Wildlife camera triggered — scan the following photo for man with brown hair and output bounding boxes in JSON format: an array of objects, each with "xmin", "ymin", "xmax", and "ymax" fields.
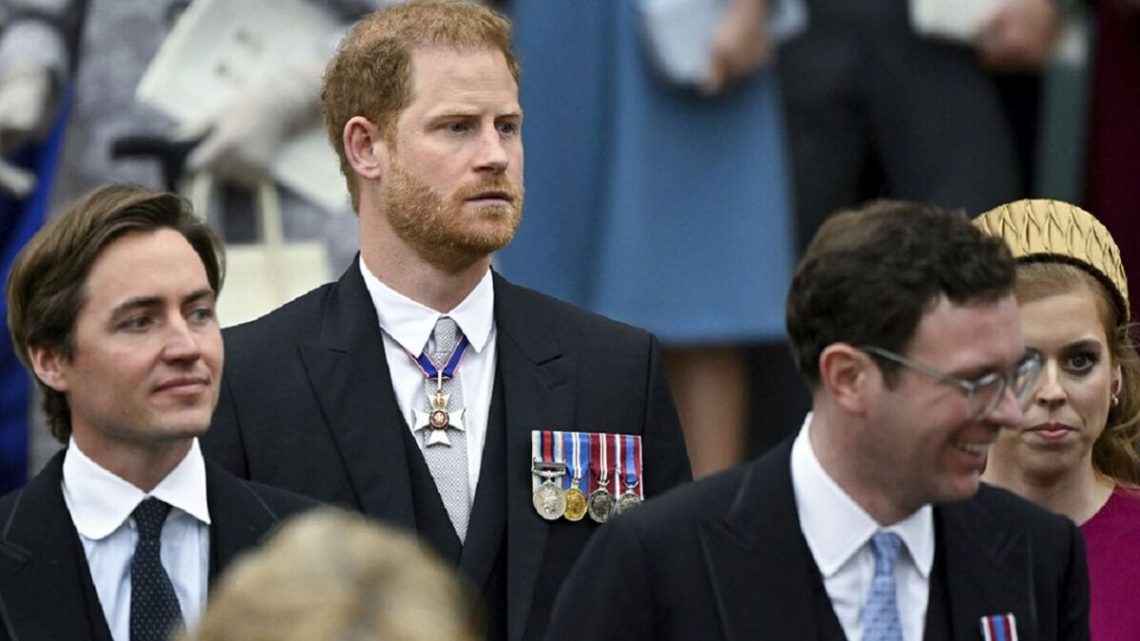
[
  {"xmin": 0, "ymin": 184, "xmax": 313, "ymax": 641},
  {"xmin": 202, "ymin": 2, "xmax": 691, "ymax": 640},
  {"xmin": 547, "ymin": 201, "xmax": 1088, "ymax": 641}
]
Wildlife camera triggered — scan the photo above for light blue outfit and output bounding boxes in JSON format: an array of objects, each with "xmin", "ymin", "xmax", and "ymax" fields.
[{"xmin": 498, "ymin": 0, "xmax": 795, "ymax": 344}]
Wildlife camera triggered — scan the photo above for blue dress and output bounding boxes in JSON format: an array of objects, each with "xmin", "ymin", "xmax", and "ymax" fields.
[{"xmin": 497, "ymin": 0, "xmax": 795, "ymax": 344}]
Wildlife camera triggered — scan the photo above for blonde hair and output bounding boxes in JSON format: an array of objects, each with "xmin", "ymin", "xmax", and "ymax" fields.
[{"xmin": 182, "ymin": 509, "xmax": 479, "ymax": 641}]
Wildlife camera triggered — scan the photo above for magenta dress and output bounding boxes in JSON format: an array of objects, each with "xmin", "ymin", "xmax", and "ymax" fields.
[{"xmin": 1081, "ymin": 486, "xmax": 1140, "ymax": 640}]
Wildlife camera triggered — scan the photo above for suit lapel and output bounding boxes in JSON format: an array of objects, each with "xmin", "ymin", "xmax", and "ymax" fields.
[
  {"xmin": 0, "ymin": 453, "xmax": 113, "ymax": 641},
  {"xmin": 935, "ymin": 492, "xmax": 1035, "ymax": 641},
  {"xmin": 493, "ymin": 274, "xmax": 577, "ymax": 641},
  {"xmin": 698, "ymin": 442, "xmax": 838, "ymax": 641},
  {"xmin": 205, "ymin": 462, "xmax": 290, "ymax": 581},
  {"xmin": 458, "ymin": 365, "xmax": 507, "ymax": 589},
  {"xmin": 298, "ymin": 263, "xmax": 417, "ymax": 526}
]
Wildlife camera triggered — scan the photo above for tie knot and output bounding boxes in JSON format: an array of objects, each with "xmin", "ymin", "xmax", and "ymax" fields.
[
  {"xmin": 132, "ymin": 498, "xmax": 173, "ymax": 540},
  {"xmin": 431, "ymin": 316, "xmax": 461, "ymax": 357},
  {"xmin": 870, "ymin": 531, "xmax": 903, "ymax": 573}
]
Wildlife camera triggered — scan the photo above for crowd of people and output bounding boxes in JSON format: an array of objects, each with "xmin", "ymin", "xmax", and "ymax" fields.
[{"xmin": 1, "ymin": 1, "xmax": 1138, "ymax": 640}]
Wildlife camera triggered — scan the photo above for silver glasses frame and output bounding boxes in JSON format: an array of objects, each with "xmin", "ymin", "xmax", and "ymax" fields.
[{"xmin": 860, "ymin": 345, "xmax": 1044, "ymax": 420}]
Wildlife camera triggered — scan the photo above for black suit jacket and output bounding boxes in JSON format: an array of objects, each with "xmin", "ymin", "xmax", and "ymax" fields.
[
  {"xmin": 202, "ymin": 263, "xmax": 692, "ymax": 641},
  {"xmin": 0, "ymin": 449, "xmax": 315, "ymax": 641},
  {"xmin": 546, "ymin": 439, "xmax": 1089, "ymax": 641}
]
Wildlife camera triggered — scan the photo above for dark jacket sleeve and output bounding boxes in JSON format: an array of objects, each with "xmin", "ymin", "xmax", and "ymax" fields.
[
  {"xmin": 205, "ymin": 370, "xmax": 250, "ymax": 478},
  {"xmin": 544, "ymin": 516, "xmax": 658, "ymax": 641}
]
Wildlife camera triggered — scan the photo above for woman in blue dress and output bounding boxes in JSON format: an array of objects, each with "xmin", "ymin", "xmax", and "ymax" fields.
[{"xmin": 498, "ymin": 0, "xmax": 796, "ymax": 475}]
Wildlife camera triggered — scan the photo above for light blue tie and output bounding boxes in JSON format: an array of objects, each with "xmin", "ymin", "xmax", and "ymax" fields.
[{"xmin": 863, "ymin": 531, "xmax": 904, "ymax": 641}]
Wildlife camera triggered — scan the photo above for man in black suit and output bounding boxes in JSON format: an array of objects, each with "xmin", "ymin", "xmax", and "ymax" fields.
[
  {"xmin": 200, "ymin": 3, "xmax": 692, "ymax": 641},
  {"xmin": 547, "ymin": 201, "xmax": 1089, "ymax": 641},
  {"xmin": 0, "ymin": 184, "xmax": 313, "ymax": 641}
]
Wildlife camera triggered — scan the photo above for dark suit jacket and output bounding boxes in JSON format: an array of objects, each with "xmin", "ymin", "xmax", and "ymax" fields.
[
  {"xmin": 0, "ymin": 450, "xmax": 315, "ymax": 641},
  {"xmin": 202, "ymin": 263, "xmax": 692, "ymax": 641},
  {"xmin": 546, "ymin": 439, "xmax": 1089, "ymax": 641}
]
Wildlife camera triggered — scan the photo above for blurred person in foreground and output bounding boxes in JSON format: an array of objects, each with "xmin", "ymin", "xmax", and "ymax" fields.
[
  {"xmin": 0, "ymin": 184, "xmax": 313, "ymax": 641},
  {"xmin": 182, "ymin": 508, "xmax": 478, "ymax": 641},
  {"xmin": 201, "ymin": 3, "xmax": 692, "ymax": 641},
  {"xmin": 546, "ymin": 201, "xmax": 1089, "ymax": 641},
  {"xmin": 977, "ymin": 199, "xmax": 1140, "ymax": 641}
]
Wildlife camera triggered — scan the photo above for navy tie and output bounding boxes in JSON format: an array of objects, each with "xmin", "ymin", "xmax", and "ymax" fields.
[
  {"xmin": 863, "ymin": 531, "xmax": 904, "ymax": 641},
  {"xmin": 130, "ymin": 498, "xmax": 183, "ymax": 641}
]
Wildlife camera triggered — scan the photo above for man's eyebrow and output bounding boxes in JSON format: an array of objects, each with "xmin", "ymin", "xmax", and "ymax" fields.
[
  {"xmin": 109, "ymin": 296, "xmax": 162, "ymax": 318},
  {"xmin": 183, "ymin": 288, "xmax": 215, "ymax": 305},
  {"xmin": 108, "ymin": 288, "xmax": 215, "ymax": 317},
  {"xmin": 427, "ymin": 106, "xmax": 523, "ymax": 120}
]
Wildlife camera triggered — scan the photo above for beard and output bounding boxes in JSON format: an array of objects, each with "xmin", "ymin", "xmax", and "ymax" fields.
[{"xmin": 384, "ymin": 161, "xmax": 524, "ymax": 273}]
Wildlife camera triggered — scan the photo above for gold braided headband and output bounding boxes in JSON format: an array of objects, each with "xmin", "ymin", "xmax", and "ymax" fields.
[{"xmin": 974, "ymin": 199, "xmax": 1130, "ymax": 321}]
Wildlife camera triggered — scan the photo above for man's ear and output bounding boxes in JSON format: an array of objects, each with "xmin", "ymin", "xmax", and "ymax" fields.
[
  {"xmin": 28, "ymin": 344, "xmax": 69, "ymax": 393},
  {"xmin": 343, "ymin": 116, "xmax": 388, "ymax": 183},
  {"xmin": 818, "ymin": 343, "xmax": 874, "ymax": 415}
]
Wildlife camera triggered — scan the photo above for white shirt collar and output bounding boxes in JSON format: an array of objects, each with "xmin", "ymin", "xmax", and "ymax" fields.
[
  {"xmin": 359, "ymin": 256, "xmax": 495, "ymax": 356},
  {"xmin": 791, "ymin": 414, "xmax": 934, "ymax": 579},
  {"xmin": 62, "ymin": 438, "xmax": 212, "ymax": 540}
]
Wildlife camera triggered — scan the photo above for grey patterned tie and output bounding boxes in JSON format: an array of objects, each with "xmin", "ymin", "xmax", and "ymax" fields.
[
  {"xmin": 130, "ymin": 497, "xmax": 183, "ymax": 641},
  {"xmin": 420, "ymin": 316, "xmax": 471, "ymax": 542}
]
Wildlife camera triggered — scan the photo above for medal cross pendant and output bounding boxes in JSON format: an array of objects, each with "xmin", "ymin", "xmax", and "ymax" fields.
[{"xmin": 413, "ymin": 373, "xmax": 466, "ymax": 447}]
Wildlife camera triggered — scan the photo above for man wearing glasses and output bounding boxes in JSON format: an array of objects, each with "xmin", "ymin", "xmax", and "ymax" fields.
[{"xmin": 546, "ymin": 201, "xmax": 1089, "ymax": 641}]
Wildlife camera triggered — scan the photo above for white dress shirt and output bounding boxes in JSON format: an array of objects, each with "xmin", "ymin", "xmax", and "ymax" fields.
[
  {"xmin": 61, "ymin": 438, "xmax": 212, "ymax": 641},
  {"xmin": 360, "ymin": 257, "xmax": 497, "ymax": 500},
  {"xmin": 791, "ymin": 415, "xmax": 934, "ymax": 641}
]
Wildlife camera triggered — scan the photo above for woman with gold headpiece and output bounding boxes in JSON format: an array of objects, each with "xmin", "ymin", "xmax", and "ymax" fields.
[{"xmin": 975, "ymin": 199, "xmax": 1140, "ymax": 641}]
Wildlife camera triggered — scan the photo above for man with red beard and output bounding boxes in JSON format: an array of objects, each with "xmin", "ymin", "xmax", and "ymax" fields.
[{"xmin": 201, "ymin": 3, "xmax": 692, "ymax": 641}]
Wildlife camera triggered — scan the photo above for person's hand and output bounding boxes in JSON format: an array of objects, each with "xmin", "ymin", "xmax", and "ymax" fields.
[
  {"xmin": 703, "ymin": 0, "xmax": 772, "ymax": 95},
  {"xmin": 186, "ymin": 59, "xmax": 323, "ymax": 187},
  {"xmin": 978, "ymin": 0, "xmax": 1063, "ymax": 71},
  {"xmin": 0, "ymin": 65, "xmax": 54, "ymax": 155}
]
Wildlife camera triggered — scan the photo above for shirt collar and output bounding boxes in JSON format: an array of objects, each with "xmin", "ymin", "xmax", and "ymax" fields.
[
  {"xmin": 359, "ymin": 256, "xmax": 495, "ymax": 356},
  {"xmin": 791, "ymin": 414, "xmax": 934, "ymax": 579},
  {"xmin": 62, "ymin": 438, "xmax": 212, "ymax": 540}
]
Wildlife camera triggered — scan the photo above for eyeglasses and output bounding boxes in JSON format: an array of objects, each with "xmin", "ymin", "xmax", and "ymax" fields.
[{"xmin": 860, "ymin": 345, "xmax": 1044, "ymax": 421}]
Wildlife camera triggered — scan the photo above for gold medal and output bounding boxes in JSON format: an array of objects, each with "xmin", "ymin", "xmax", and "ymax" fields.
[
  {"xmin": 533, "ymin": 480, "xmax": 567, "ymax": 520},
  {"xmin": 564, "ymin": 486, "xmax": 588, "ymax": 521}
]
